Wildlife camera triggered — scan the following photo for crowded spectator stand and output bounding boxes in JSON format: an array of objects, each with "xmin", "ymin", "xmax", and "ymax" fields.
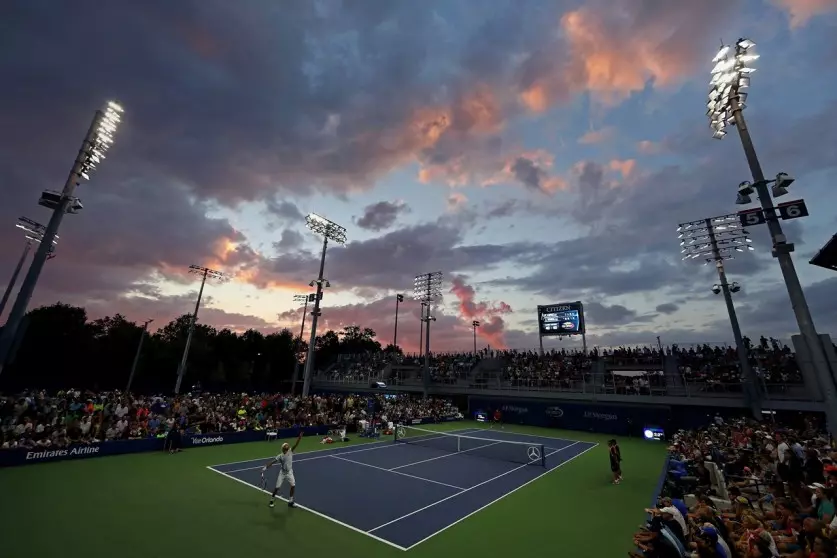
[
  {"xmin": 0, "ymin": 390, "xmax": 462, "ymax": 464},
  {"xmin": 635, "ymin": 414, "xmax": 837, "ymax": 558}
]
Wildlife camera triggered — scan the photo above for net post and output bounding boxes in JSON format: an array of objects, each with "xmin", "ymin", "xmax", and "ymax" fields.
[
  {"xmin": 394, "ymin": 424, "xmax": 399, "ymax": 443},
  {"xmin": 540, "ymin": 444, "xmax": 546, "ymax": 468}
]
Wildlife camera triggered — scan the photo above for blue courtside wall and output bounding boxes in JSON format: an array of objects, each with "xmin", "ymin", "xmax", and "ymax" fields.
[
  {"xmin": 0, "ymin": 417, "xmax": 460, "ymax": 468},
  {"xmin": 468, "ymin": 397, "xmax": 753, "ymax": 435}
]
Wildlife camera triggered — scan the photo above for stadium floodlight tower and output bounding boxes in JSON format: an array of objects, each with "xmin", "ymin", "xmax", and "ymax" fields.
[
  {"xmin": 126, "ymin": 319, "xmax": 154, "ymax": 393},
  {"xmin": 708, "ymin": 38, "xmax": 837, "ymax": 433},
  {"xmin": 0, "ymin": 101, "xmax": 123, "ymax": 377},
  {"xmin": 472, "ymin": 320, "xmax": 480, "ymax": 354},
  {"xmin": 291, "ymin": 293, "xmax": 314, "ymax": 394},
  {"xmin": 391, "ymin": 293, "xmax": 405, "ymax": 350},
  {"xmin": 174, "ymin": 265, "xmax": 227, "ymax": 394},
  {"xmin": 0, "ymin": 218, "xmax": 57, "ymax": 320},
  {"xmin": 678, "ymin": 214, "xmax": 760, "ymax": 417},
  {"xmin": 413, "ymin": 271, "xmax": 443, "ymax": 396},
  {"xmin": 301, "ymin": 213, "xmax": 347, "ymax": 397}
]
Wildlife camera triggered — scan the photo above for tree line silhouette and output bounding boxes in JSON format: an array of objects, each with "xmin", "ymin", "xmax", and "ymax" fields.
[{"xmin": 0, "ymin": 303, "xmax": 391, "ymax": 393}]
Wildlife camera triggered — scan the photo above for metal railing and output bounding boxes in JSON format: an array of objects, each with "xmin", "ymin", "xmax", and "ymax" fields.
[{"xmin": 314, "ymin": 371, "xmax": 811, "ymax": 400}]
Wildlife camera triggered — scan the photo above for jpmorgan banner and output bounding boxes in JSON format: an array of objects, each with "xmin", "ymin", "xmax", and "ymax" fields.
[{"xmin": 470, "ymin": 398, "xmax": 672, "ymax": 435}]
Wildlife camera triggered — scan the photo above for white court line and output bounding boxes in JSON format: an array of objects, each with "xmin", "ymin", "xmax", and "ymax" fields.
[
  {"xmin": 329, "ymin": 455, "xmax": 466, "ymax": 491},
  {"xmin": 389, "ymin": 441, "xmax": 503, "ymax": 470},
  {"xmin": 210, "ymin": 427, "xmax": 482, "ymax": 471},
  {"xmin": 205, "ymin": 465, "xmax": 408, "ymax": 552},
  {"xmin": 218, "ymin": 428, "xmax": 483, "ymax": 473},
  {"xmin": 404, "ymin": 442, "xmax": 598, "ymax": 550},
  {"xmin": 368, "ymin": 441, "xmax": 584, "ymax": 534}
]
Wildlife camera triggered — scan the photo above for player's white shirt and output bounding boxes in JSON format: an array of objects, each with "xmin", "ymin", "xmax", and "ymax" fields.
[
  {"xmin": 276, "ymin": 449, "xmax": 294, "ymax": 473},
  {"xmin": 274, "ymin": 449, "xmax": 296, "ymax": 488}
]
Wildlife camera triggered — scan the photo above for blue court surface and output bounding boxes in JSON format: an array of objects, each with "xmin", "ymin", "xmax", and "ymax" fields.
[{"xmin": 208, "ymin": 427, "xmax": 597, "ymax": 551}]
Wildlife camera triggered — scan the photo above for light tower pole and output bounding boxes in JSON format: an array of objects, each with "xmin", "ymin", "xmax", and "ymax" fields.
[
  {"xmin": 301, "ymin": 213, "xmax": 347, "ymax": 397},
  {"xmin": 0, "ymin": 101, "xmax": 123, "ymax": 376},
  {"xmin": 291, "ymin": 293, "xmax": 313, "ymax": 394},
  {"xmin": 126, "ymin": 319, "xmax": 153, "ymax": 393},
  {"xmin": 708, "ymin": 38, "xmax": 837, "ymax": 433},
  {"xmin": 472, "ymin": 320, "xmax": 480, "ymax": 354},
  {"xmin": 413, "ymin": 271, "xmax": 443, "ymax": 396},
  {"xmin": 0, "ymin": 218, "xmax": 57, "ymax": 321},
  {"xmin": 678, "ymin": 214, "xmax": 759, "ymax": 416},
  {"xmin": 174, "ymin": 265, "xmax": 226, "ymax": 394},
  {"xmin": 393, "ymin": 293, "xmax": 404, "ymax": 349}
]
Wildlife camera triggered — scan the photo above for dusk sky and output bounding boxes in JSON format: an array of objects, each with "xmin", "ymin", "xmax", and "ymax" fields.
[{"xmin": 1, "ymin": 0, "xmax": 836, "ymax": 353}]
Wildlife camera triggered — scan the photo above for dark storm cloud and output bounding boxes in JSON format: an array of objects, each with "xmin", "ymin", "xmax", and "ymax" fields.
[
  {"xmin": 355, "ymin": 201, "xmax": 409, "ymax": 232},
  {"xmin": 585, "ymin": 302, "xmax": 654, "ymax": 326},
  {"xmin": 655, "ymin": 303, "xmax": 679, "ymax": 314},
  {"xmin": 510, "ymin": 157, "xmax": 549, "ymax": 193},
  {"xmin": 732, "ymin": 277, "xmax": 837, "ymax": 338},
  {"xmin": 274, "ymin": 230, "xmax": 304, "ymax": 252},
  {"xmin": 253, "ymin": 221, "xmax": 541, "ymax": 292},
  {"xmin": 0, "ymin": 0, "xmax": 504, "ymax": 205},
  {"xmin": 264, "ymin": 200, "xmax": 305, "ymax": 227}
]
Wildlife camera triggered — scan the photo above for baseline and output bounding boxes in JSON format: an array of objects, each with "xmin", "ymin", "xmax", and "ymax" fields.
[
  {"xmin": 213, "ymin": 427, "xmax": 482, "ymax": 473},
  {"xmin": 205, "ymin": 466, "xmax": 408, "ymax": 552}
]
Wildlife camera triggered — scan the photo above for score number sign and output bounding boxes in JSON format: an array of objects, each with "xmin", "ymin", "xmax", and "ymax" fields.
[
  {"xmin": 537, "ymin": 301, "xmax": 585, "ymax": 336},
  {"xmin": 738, "ymin": 199, "xmax": 809, "ymax": 227}
]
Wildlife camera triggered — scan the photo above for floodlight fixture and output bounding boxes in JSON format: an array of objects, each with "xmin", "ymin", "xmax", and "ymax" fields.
[
  {"xmin": 175, "ymin": 265, "xmax": 226, "ymax": 394},
  {"xmin": 707, "ymin": 38, "xmax": 758, "ymax": 139},
  {"xmin": 679, "ymin": 214, "xmax": 753, "ymax": 262},
  {"xmin": 0, "ymin": 101, "xmax": 125, "ymax": 378},
  {"xmin": 708, "ymin": 38, "xmax": 837, "ymax": 433},
  {"xmin": 301, "ymin": 213, "xmax": 347, "ymax": 397},
  {"xmin": 415, "ymin": 271, "xmax": 444, "ymax": 396},
  {"xmin": 677, "ymin": 213, "xmax": 757, "ymax": 415},
  {"xmin": 305, "ymin": 213, "xmax": 347, "ymax": 245}
]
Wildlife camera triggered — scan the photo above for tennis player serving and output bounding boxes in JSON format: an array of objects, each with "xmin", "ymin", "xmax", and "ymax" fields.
[{"xmin": 263, "ymin": 431, "xmax": 303, "ymax": 508}]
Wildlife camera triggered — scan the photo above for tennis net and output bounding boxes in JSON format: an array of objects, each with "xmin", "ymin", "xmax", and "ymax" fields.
[{"xmin": 394, "ymin": 425, "xmax": 546, "ymax": 467}]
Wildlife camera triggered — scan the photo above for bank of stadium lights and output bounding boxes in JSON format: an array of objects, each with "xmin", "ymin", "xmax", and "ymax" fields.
[
  {"xmin": 301, "ymin": 213, "xmax": 347, "ymax": 397},
  {"xmin": 678, "ymin": 214, "xmax": 753, "ymax": 263},
  {"xmin": 414, "ymin": 272, "xmax": 443, "ymax": 396},
  {"xmin": 174, "ymin": 265, "xmax": 228, "ymax": 394},
  {"xmin": 677, "ymin": 214, "xmax": 758, "ymax": 417},
  {"xmin": 0, "ymin": 101, "xmax": 124, "ymax": 376},
  {"xmin": 708, "ymin": 38, "xmax": 837, "ymax": 434},
  {"xmin": 707, "ymin": 38, "xmax": 757, "ymax": 140}
]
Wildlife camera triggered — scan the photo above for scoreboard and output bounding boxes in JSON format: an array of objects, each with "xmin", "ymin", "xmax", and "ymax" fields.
[{"xmin": 537, "ymin": 301, "xmax": 585, "ymax": 336}]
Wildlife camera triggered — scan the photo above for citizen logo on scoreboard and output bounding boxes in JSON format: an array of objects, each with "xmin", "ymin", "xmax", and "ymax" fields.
[{"xmin": 542, "ymin": 305, "xmax": 572, "ymax": 313}]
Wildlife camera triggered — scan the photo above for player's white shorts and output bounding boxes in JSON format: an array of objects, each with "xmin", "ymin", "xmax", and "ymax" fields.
[{"xmin": 275, "ymin": 471, "xmax": 295, "ymax": 489}]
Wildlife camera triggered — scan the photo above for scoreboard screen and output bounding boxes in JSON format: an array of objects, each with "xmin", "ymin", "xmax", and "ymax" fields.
[{"xmin": 537, "ymin": 301, "xmax": 585, "ymax": 336}]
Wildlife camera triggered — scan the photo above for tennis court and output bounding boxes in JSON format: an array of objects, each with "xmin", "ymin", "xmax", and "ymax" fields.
[{"xmin": 209, "ymin": 426, "xmax": 597, "ymax": 550}]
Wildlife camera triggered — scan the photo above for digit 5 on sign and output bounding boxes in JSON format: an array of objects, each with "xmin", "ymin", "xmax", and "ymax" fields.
[{"xmin": 738, "ymin": 209, "xmax": 766, "ymax": 227}]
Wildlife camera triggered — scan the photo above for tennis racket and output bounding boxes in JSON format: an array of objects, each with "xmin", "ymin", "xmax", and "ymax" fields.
[{"xmin": 260, "ymin": 469, "xmax": 267, "ymax": 490}]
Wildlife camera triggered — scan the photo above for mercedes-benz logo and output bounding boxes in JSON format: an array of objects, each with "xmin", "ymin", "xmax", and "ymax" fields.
[
  {"xmin": 396, "ymin": 426, "xmax": 406, "ymax": 439},
  {"xmin": 527, "ymin": 446, "xmax": 541, "ymax": 461}
]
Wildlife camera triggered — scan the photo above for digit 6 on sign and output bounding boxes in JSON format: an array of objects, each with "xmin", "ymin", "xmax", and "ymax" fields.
[{"xmin": 785, "ymin": 204, "xmax": 801, "ymax": 218}]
